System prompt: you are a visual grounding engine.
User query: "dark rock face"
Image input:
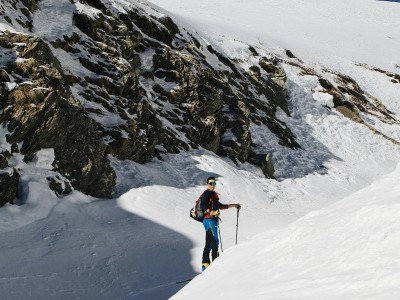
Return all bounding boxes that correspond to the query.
[0,153,8,169]
[0,169,19,207]
[49,1,298,167]
[47,175,73,197]
[248,153,275,178]
[0,33,116,198]
[1,0,397,204]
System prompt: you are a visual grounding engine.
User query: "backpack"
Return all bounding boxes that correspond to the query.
[190,195,204,222]
[190,191,215,222]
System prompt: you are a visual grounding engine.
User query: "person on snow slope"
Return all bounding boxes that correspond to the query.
[200,176,240,271]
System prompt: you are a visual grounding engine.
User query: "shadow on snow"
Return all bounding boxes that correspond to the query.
[0,199,195,300]
[251,79,343,180]
[110,152,224,196]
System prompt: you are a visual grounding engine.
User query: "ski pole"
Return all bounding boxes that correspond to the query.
[235,207,239,245]
[217,220,223,252]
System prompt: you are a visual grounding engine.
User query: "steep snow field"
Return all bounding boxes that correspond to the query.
[1,0,400,299]
[147,0,400,73]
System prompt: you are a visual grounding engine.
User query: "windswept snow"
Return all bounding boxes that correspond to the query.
[32,0,76,40]
[146,0,400,73]
[1,0,400,299]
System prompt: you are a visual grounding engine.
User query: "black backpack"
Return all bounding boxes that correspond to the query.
[190,195,204,222]
[190,191,215,222]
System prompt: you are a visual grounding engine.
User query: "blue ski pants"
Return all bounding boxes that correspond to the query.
[202,218,219,264]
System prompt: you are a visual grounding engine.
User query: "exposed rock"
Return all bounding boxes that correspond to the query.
[47,175,73,197]
[248,46,259,56]
[335,106,363,123]
[0,69,10,82]
[262,153,276,178]
[1,0,397,207]
[0,168,19,207]
[328,72,397,125]
[0,32,116,198]
[56,2,299,168]
[248,153,275,178]
[258,57,289,114]
[0,156,7,169]
[285,49,296,59]
[318,78,333,90]
[84,0,106,10]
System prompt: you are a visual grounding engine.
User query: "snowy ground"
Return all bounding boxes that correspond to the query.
[1,0,400,299]
[172,162,400,300]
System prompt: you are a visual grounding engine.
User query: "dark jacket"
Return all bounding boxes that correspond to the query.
[200,190,228,219]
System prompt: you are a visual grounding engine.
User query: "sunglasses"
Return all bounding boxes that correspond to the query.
[208,181,217,186]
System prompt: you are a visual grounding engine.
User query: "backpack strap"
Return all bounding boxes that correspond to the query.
[206,190,215,211]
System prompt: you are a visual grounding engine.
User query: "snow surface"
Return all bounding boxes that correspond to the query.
[172,162,400,300]
[146,0,400,73]
[1,0,400,299]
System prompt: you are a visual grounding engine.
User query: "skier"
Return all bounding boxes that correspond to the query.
[200,176,240,271]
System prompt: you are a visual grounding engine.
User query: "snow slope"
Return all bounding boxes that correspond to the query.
[1,0,400,299]
[173,163,400,300]
[146,0,400,73]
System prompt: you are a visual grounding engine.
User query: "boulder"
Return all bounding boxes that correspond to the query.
[248,153,276,179]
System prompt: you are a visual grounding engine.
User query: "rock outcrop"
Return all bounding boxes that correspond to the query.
[0,168,19,207]
[0,33,116,198]
[0,0,398,203]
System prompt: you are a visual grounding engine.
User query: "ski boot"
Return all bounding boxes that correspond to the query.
[202,263,210,272]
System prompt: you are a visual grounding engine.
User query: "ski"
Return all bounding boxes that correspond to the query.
[176,278,193,284]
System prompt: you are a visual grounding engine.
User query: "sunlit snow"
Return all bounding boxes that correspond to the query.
[1,0,399,299]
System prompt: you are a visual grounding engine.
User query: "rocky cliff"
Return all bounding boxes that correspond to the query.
[0,0,398,205]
